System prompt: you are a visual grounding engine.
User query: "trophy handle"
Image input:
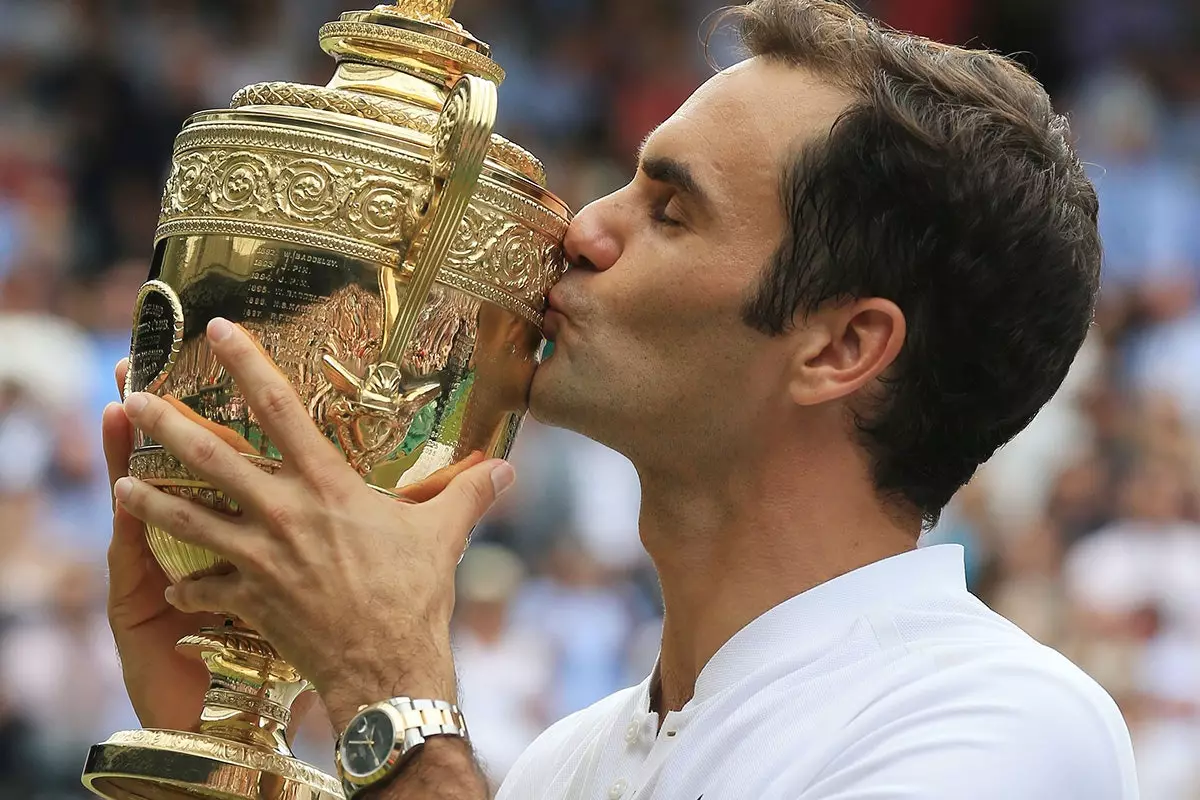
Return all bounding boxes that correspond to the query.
[321,74,498,413]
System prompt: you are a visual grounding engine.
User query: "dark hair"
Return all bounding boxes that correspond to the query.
[719,0,1101,527]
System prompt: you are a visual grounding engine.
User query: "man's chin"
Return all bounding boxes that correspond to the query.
[527,358,575,426]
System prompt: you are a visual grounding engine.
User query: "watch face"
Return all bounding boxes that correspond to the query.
[340,708,396,779]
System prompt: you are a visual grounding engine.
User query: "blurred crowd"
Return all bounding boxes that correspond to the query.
[2,0,1200,797]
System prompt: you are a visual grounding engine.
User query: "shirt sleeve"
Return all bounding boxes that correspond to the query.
[767,655,1140,800]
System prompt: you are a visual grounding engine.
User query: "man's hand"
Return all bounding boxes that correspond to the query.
[112,317,515,732]
[104,358,222,732]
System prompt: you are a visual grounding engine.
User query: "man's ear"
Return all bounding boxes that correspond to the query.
[787,298,906,407]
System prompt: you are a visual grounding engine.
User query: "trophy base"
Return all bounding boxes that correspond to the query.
[82,729,343,800]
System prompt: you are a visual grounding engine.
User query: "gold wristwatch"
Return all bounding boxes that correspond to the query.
[335,697,468,798]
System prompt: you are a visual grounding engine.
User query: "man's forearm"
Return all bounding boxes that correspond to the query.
[366,737,490,800]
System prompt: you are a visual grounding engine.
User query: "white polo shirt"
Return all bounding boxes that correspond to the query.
[495,545,1138,800]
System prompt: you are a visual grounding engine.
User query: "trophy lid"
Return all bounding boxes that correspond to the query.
[320,1,506,92]
[229,0,548,185]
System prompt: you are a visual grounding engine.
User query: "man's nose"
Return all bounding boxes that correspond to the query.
[562,196,622,272]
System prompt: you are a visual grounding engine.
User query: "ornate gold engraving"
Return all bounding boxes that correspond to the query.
[179,629,284,662]
[168,121,564,235]
[204,689,292,727]
[161,146,422,246]
[230,82,546,185]
[89,729,342,795]
[319,20,505,85]
[446,204,566,307]
[395,0,456,21]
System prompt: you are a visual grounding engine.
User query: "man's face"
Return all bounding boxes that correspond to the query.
[529,57,852,462]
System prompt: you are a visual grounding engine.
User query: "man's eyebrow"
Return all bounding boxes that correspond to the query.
[640,155,711,210]
[635,129,660,163]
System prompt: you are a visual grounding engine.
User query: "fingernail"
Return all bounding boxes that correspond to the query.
[490,461,515,496]
[208,317,234,343]
[124,393,148,416]
[114,476,134,502]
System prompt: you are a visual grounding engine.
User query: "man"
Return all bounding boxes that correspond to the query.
[103,0,1139,798]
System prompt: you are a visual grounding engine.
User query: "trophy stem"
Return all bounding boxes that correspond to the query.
[177,621,308,757]
[82,622,341,799]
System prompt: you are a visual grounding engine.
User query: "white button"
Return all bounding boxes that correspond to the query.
[609,779,628,799]
[625,719,640,744]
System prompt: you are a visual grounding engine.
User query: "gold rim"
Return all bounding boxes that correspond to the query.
[83,730,343,800]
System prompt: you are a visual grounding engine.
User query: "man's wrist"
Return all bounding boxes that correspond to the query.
[325,676,456,733]
[323,645,459,732]
[360,736,487,800]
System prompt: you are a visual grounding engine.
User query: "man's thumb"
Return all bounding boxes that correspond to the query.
[429,458,515,541]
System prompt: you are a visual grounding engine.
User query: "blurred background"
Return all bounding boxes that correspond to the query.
[1,0,1200,796]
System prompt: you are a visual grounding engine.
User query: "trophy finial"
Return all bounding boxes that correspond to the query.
[392,0,456,21]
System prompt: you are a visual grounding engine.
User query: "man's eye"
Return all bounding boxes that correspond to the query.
[649,202,683,228]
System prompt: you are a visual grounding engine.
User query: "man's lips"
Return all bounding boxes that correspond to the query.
[542,306,565,340]
[543,289,571,339]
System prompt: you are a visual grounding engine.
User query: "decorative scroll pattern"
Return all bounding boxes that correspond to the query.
[162,147,421,246]
[445,205,564,305]
[168,121,566,236]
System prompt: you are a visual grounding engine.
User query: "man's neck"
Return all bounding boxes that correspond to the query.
[636,439,918,716]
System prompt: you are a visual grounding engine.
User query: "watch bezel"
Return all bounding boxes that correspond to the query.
[337,702,411,788]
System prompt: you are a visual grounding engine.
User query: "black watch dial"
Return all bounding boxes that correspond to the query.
[340,708,396,778]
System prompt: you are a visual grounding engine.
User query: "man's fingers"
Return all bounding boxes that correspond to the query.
[204,319,343,480]
[162,396,259,456]
[114,476,249,562]
[394,451,487,503]
[123,392,270,508]
[103,402,134,498]
[108,503,150,578]
[106,503,165,622]
[165,573,245,616]
[424,459,515,552]
[115,357,129,399]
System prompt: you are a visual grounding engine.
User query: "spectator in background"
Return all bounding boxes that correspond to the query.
[990,517,1071,650]
[512,537,653,722]
[1063,457,1200,720]
[0,563,132,795]
[0,382,73,618]
[1074,67,1200,432]
[453,544,554,787]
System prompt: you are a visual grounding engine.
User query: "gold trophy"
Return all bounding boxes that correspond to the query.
[81,2,569,798]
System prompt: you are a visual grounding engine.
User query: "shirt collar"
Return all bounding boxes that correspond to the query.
[665,544,967,708]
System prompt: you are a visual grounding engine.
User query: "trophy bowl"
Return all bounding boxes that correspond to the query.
[81,2,569,798]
